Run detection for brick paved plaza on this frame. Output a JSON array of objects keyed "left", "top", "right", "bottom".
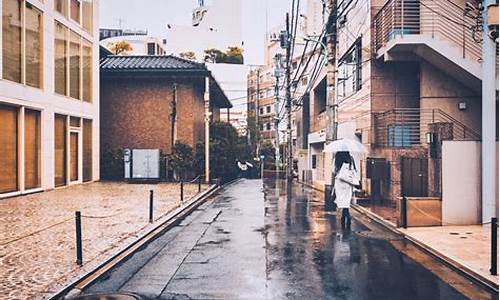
[{"left": 0, "top": 182, "right": 206, "bottom": 300}]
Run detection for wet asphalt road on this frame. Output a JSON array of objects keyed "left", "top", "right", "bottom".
[{"left": 81, "top": 179, "right": 496, "bottom": 300}]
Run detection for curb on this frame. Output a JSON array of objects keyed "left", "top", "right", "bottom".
[
  {"left": 49, "top": 182, "right": 226, "bottom": 300},
  {"left": 352, "top": 204, "right": 499, "bottom": 294}
]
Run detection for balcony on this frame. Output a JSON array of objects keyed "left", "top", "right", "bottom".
[
  {"left": 373, "top": 108, "right": 481, "bottom": 148},
  {"left": 373, "top": 0, "right": 483, "bottom": 91}
]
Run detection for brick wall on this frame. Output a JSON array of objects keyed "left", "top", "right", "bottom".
[{"left": 100, "top": 77, "right": 206, "bottom": 154}]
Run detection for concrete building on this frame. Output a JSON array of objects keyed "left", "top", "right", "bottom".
[
  {"left": 296, "top": 0, "right": 498, "bottom": 225},
  {"left": 165, "top": 0, "right": 243, "bottom": 62},
  {"left": 247, "top": 65, "right": 279, "bottom": 155},
  {"left": 99, "top": 55, "right": 231, "bottom": 179},
  {"left": 100, "top": 34, "right": 167, "bottom": 56},
  {"left": 206, "top": 62, "right": 249, "bottom": 136},
  {"left": 248, "top": 0, "right": 324, "bottom": 161},
  {"left": 0, "top": 0, "right": 100, "bottom": 198}
]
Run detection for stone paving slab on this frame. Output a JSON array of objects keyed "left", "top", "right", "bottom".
[
  {"left": 402, "top": 225, "right": 499, "bottom": 288},
  {"left": 0, "top": 182, "right": 207, "bottom": 300}
]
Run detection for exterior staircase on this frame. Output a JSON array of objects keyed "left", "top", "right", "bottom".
[{"left": 372, "top": 0, "right": 492, "bottom": 93}]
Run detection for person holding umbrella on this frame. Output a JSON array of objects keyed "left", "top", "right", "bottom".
[
  {"left": 323, "top": 139, "right": 366, "bottom": 228},
  {"left": 333, "top": 151, "right": 360, "bottom": 228}
]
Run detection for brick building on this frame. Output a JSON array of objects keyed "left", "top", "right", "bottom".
[{"left": 100, "top": 55, "right": 231, "bottom": 178}]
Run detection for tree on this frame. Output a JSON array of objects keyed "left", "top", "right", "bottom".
[
  {"left": 203, "top": 48, "right": 227, "bottom": 63},
  {"left": 195, "top": 122, "right": 252, "bottom": 182},
  {"left": 203, "top": 46, "right": 244, "bottom": 64},
  {"left": 108, "top": 40, "right": 133, "bottom": 55},
  {"left": 179, "top": 51, "right": 197, "bottom": 61},
  {"left": 225, "top": 46, "right": 244, "bottom": 64},
  {"left": 169, "top": 142, "right": 194, "bottom": 181}
]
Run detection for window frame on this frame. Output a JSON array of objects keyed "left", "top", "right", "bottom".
[
  {"left": 0, "top": 104, "right": 44, "bottom": 197},
  {"left": 54, "top": 21, "right": 92, "bottom": 102},
  {"left": 1, "top": 0, "right": 44, "bottom": 89},
  {"left": 337, "top": 38, "right": 362, "bottom": 99}
]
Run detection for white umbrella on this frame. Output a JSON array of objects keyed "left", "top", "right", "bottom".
[{"left": 323, "top": 138, "right": 368, "bottom": 154}]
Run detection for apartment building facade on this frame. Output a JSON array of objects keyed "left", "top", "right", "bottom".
[
  {"left": 247, "top": 66, "right": 277, "bottom": 155},
  {"left": 0, "top": 0, "right": 100, "bottom": 198},
  {"left": 297, "top": 0, "right": 498, "bottom": 225}
]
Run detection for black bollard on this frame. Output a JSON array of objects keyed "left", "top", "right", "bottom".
[
  {"left": 180, "top": 181, "right": 184, "bottom": 204},
  {"left": 491, "top": 217, "right": 498, "bottom": 275},
  {"left": 149, "top": 190, "right": 154, "bottom": 223},
  {"left": 401, "top": 196, "right": 408, "bottom": 229},
  {"left": 198, "top": 176, "right": 201, "bottom": 193},
  {"left": 75, "top": 211, "right": 82, "bottom": 266}
]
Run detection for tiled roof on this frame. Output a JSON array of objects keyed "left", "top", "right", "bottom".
[{"left": 100, "top": 55, "right": 208, "bottom": 72}]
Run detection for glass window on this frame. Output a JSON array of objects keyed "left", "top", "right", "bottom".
[
  {"left": 266, "top": 106, "right": 271, "bottom": 113},
  {"left": 388, "top": 125, "right": 412, "bottom": 147},
  {"left": 82, "top": 38, "right": 92, "bottom": 102},
  {"left": 70, "top": 0, "right": 80, "bottom": 23},
  {"left": 338, "top": 39, "right": 362, "bottom": 98},
  {"left": 82, "top": 0, "right": 92, "bottom": 33},
  {"left": 24, "top": 109, "right": 41, "bottom": 189},
  {"left": 55, "top": 0, "right": 68, "bottom": 17},
  {"left": 55, "top": 22, "right": 68, "bottom": 95},
  {"left": 70, "top": 132, "right": 78, "bottom": 181},
  {"left": 70, "top": 30, "right": 81, "bottom": 99},
  {"left": 0, "top": 105, "right": 18, "bottom": 193},
  {"left": 147, "top": 42, "right": 155, "bottom": 55},
  {"left": 25, "top": 3, "right": 43, "bottom": 88},
  {"left": 70, "top": 116, "right": 80, "bottom": 127},
  {"left": 83, "top": 119, "right": 92, "bottom": 182},
  {"left": 54, "top": 114, "right": 67, "bottom": 187},
  {"left": 2, "top": 0, "right": 22, "bottom": 83}
]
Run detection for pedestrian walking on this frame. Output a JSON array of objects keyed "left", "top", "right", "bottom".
[
  {"left": 332, "top": 151, "right": 360, "bottom": 228},
  {"left": 237, "top": 160, "right": 248, "bottom": 178}
]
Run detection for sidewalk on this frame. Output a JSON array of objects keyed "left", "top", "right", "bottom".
[
  {"left": 353, "top": 204, "right": 499, "bottom": 291},
  {"left": 0, "top": 182, "right": 207, "bottom": 300},
  {"left": 402, "top": 225, "right": 498, "bottom": 289}
]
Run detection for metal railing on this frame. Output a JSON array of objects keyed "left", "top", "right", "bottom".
[
  {"left": 373, "top": 108, "right": 481, "bottom": 147},
  {"left": 373, "top": 0, "right": 482, "bottom": 62}
]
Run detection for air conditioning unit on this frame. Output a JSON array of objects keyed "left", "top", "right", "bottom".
[{"left": 124, "top": 149, "right": 160, "bottom": 181}]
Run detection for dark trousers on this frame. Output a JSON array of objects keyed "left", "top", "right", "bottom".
[{"left": 341, "top": 208, "right": 351, "bottom": 227}]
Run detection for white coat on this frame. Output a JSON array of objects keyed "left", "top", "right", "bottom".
[{"left": 333, "top": 163, "right": 359, "bottom": 208}]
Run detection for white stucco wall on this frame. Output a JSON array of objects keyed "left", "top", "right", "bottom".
[{"left": 442, "top": 141, "right": 482, "bottom": 225}]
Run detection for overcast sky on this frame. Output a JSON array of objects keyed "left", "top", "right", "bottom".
[{"left": 99, "top": 0, "right": 292, "bottom": 64}]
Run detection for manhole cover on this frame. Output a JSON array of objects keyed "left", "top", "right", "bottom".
[{"left": 71, "top": 293, "right": 146, "bottom": 300}]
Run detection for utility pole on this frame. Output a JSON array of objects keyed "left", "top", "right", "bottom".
[
  {"left": 255, "top": 69, "right": 261, "bottom": 158},
  {"left": 481, "top": 0, "right": 498, "bottom": 222},
  {"left": 285, "top": 13, "right": 293, "bottom": 184},
  {"left": 325, "top": 0, "right": 338, "bottom": 142},
  {"left": 274, "top": 54, "right": 283, "bottom": 177},
  {"left": 204, "top": 77, "right": 211, "bottom": 183},
  {"left": 171, "top": 83, "right": 177, "bottom": 146}
]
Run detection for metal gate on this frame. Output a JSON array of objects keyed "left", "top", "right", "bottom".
[{"left": 401, "top": 157, "right": 428, "bottom": 197}]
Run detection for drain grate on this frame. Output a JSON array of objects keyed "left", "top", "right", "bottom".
[{"left": 70, "top": 293, "right": 146, "bottom": 300}]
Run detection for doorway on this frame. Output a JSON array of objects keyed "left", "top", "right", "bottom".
[
  {"left": 401, "top": 157, "right": 428, "bottom": 197},
  {"left": 70, "top": 131, "right": 80, "bottom": 182}
]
